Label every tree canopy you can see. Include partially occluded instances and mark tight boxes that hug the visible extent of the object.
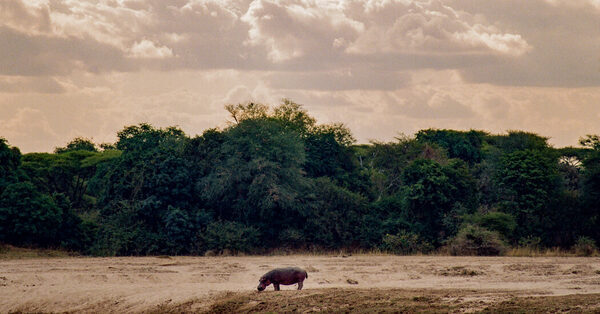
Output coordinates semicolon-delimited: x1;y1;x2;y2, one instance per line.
1;100;598;256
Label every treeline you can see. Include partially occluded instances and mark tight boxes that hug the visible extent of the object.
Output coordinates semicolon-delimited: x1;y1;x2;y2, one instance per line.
1;100;599;256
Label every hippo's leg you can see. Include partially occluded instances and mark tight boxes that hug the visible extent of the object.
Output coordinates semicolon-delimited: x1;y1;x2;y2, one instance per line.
297;281;303;290
274;283;280;291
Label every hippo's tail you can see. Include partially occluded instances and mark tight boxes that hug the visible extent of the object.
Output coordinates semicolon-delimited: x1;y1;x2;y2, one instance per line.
305;271;308;279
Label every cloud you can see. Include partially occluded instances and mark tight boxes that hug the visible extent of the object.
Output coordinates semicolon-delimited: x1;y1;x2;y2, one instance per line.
266;68;410;91
129;39;173;58
448;0;600;87
1;0;599;153
0;26;134;76
0;107;60;152
346;0;531;57
241;0;363;63
383;88;476;120
0;76;65;93
5;0;594;88
0;0;51;34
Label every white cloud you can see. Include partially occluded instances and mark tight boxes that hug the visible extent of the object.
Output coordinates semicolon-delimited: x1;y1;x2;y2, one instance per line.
241;0;363;62
544;0;600;9
129;39;173;58
346;0;531;56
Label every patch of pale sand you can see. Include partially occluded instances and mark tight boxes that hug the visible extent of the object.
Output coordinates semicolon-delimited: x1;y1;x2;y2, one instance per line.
1;255;600;312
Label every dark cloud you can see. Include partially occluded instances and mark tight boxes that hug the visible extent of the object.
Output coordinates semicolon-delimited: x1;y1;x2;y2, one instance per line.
0;26;134;76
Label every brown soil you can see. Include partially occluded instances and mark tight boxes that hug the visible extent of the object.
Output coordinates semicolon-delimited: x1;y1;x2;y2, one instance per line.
1;255;599;313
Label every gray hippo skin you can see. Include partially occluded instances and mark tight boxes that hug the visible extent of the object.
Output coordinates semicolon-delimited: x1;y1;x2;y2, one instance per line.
257;267;308;291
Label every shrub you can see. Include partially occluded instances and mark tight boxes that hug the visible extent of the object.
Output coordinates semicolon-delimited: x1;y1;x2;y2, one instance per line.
474;211;516;239
380;231;433;255
279;228;305;248
573;236;597;256
201;221;260;254
518;236;542;250
0;182;64;247
447;224;507;256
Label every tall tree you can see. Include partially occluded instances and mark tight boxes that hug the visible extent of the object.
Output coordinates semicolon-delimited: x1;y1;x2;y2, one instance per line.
497;149;561;243
0;138;22;193
200;117;309;244
54;137;98;153
580;135;600;242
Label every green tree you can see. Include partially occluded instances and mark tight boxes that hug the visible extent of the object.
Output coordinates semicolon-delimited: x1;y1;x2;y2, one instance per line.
489;131;550;153
54;137;98;153
90;124;201;255
301;177;367;248
416;129;487;164
0;182;63;246
360;137;444;201
0;138;22;194
21;150;120;211
402;158;476;243
497;149;561;243
200;117;309;245
580;135;600;242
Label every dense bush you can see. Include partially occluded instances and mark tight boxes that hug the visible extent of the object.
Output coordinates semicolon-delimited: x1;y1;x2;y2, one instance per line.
201;221;260;254
573;236;597;256
447;225;507;256
380;231;433;255
463;211;516;240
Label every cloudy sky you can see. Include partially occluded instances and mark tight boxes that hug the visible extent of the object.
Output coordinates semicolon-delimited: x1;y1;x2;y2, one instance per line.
1;0;599;152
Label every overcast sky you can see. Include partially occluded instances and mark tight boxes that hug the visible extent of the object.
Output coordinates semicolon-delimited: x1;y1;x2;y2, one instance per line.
1;0;599;152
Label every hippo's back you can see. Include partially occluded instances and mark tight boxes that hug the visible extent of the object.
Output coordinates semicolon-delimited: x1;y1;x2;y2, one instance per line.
266;267;307;284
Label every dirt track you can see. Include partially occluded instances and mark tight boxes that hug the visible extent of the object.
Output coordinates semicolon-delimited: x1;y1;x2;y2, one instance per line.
1;255;600;313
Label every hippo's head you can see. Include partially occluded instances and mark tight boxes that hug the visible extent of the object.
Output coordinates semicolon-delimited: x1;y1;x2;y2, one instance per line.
257;276;271;291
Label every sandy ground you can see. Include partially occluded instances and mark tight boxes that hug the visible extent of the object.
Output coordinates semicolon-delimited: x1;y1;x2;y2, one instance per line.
1;255;600;313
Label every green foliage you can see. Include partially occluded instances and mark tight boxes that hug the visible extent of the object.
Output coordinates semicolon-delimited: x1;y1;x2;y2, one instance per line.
380;231;433;255
302;177;367;248
497;149;561;242
89;124;202;255
518;236;542;250
448;224;508;256
201;221;260;254
3;102;600;256
0;138;22;193
579;135;600;150
54;137;97;153
0;182;63;247
21;150;118;210
579;136;600;243
225;102;269;123
416;129;487;164
463;211;516;239
361;137;435;199
200;118;308;229
278;228;306;248
164;206;195;254
489;131;550;153
115;123;185;152
572;236;597;256
403;158;476;243
360;195;411;247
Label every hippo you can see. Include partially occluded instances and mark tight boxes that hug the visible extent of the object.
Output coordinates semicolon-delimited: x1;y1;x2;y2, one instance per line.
257;267;308;291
